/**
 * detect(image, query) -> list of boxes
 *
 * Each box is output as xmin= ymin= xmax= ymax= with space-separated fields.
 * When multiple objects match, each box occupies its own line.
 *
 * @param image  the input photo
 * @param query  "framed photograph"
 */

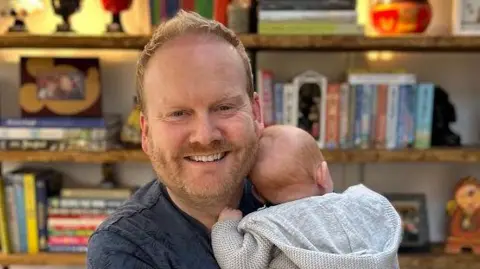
xmin=383 ymin=193 xmax=430 ymax=252
xmin=452 ymin=0 xmax=480 ymax=35
xmin=19 ymin=57 xmax=102 ymax=117
xmin=36 ymin=71 xmax=86 ymax=101
xmin=292 ymin=70 xmax=327 ymax=144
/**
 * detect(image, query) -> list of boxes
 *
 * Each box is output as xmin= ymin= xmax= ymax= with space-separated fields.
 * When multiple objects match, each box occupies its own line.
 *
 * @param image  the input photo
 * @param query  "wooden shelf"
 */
xmin=0 ymin=248 xmax=478 ymax=267
xmin=0 ymin=252 xmax=85 ymax=265
xmin=2 ymin=33 xmax=480 ymax=51
xmin=0 ymin=147 xmax=479 ymax=163
xmin=0 ymin=149 xmax=148 ymax=163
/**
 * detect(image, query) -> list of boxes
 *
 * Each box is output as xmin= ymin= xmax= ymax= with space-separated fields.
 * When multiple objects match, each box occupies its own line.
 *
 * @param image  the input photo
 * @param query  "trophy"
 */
xmin=0 ymin=0 xmax=44 ymax=33
xmin=100 ymin=0 xmax=133 ymax=33
xmin=51 ymin=0 xmax=82 ymax=32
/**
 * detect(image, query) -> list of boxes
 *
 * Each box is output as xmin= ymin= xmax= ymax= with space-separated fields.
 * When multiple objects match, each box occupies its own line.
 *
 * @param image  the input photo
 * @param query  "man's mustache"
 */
xmin=181 ymin=140 xmax=234 ymax=156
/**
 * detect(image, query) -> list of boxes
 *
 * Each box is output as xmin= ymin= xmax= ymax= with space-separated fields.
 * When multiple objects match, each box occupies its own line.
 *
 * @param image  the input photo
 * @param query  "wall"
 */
xmin=0 ymin=0 xmax=479 ymax=268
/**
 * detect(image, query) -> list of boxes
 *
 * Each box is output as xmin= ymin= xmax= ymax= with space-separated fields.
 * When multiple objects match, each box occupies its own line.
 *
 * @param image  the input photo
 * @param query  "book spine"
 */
xmin=338 ymin=83 xmax=350 ymax=148
xmin=195 ymin=0 xmax=213 ymax=19
xmin=406 ymin=84 xmax=417 ymax=147
xmin=360 ymin=85 xmax=373 ymax=149
xmin=35 ymin=178 xmax=48 ymax=251
xmin=325 ymin=83 xmax=340 ymax=149
xmin=0 ymin=118 xmax=113 ymax=128
xmin=374 ymin=84 xmax=388 ymax=148
xmin=414 ymin=83 xmax=434 ymax=149
xmin=13 ymin=175 xmax=27 ymax=252
xmin=386 ymin=84 xmax=399 ymax=149
xmin=4 ymin=183 xmax=19 ymax=252
xmin=353 ymin=84 xmax=363 ymax=148
xmin=273 ymin=83 xmax=284 ymax=124
xmin=23 ymin=173 xmax=39 ymax=254
xmin=0 ymin=127 xmax=108 ymax=140
xmin=0 ymin=178 xmax=10 ymax=254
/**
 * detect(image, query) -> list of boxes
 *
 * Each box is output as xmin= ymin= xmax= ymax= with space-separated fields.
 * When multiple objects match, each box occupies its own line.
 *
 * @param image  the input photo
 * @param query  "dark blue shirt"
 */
xmin=86 ymin=179 xmax=263 ymax=269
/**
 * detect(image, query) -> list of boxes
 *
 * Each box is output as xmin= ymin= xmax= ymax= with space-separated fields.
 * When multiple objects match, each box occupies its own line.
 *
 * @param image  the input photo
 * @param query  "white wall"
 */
xmin=0 ymin=0 xmax=479 ymax=268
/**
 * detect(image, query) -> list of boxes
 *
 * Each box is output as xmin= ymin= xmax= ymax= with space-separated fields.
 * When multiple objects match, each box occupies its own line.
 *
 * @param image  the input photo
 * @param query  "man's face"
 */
xmin=141 ymin=34 xmax=263 ymax=205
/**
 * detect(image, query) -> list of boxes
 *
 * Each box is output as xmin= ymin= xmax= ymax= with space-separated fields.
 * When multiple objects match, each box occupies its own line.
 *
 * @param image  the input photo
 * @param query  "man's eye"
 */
xmin=171 ymin=111 xmax=186 ymax=117
xmin=218 ymin=105 xmax=233 ymax=111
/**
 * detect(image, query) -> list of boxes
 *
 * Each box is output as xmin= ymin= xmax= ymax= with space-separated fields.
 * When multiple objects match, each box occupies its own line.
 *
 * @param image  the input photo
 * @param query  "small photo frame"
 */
xmin=36 ymin=71 xmax=85 ymax=101
xmin=292 ymin=70 xmax=327 ymax=143
xmin=452 ymin=0 xmax=480 ymax=35
xmin=383 ymin=193 xmax=431 ymax=252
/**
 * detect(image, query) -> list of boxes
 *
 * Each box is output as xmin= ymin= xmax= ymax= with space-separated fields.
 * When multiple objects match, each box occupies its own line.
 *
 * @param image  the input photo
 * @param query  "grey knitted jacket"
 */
xmin=211 ymin=184 xmax=402 ymax=269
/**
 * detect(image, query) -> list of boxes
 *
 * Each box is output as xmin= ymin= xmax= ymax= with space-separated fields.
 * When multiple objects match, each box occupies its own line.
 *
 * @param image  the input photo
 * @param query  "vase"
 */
xmin=51 ymin=0 xmax=82 ymax=32
xmin=100 ymin=0 xmax=133 ymax=33
xmin=370 ymin=0 xmax=432 ymax=35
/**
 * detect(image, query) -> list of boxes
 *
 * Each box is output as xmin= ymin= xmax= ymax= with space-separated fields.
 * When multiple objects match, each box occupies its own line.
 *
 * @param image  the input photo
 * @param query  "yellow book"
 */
xmin=0 ymin=178 xmax=10 ymax=254
xmin=23 ymin=173 xmax=39 ymax=254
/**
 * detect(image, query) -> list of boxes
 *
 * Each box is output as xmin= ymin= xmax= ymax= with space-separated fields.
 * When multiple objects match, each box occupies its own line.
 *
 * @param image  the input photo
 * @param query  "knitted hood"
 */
xmin=238 ymin=184 xmax=403 ymax=269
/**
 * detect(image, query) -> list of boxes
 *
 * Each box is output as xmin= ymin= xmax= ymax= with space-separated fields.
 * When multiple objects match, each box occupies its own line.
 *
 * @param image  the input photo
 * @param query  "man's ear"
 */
xmin=315 ymin=161 xmax=333 ymax=194
xmin=140 ymin=112 xmax=149 ymax=154
xmin=252 ymin=92 xmax=264 ymax=135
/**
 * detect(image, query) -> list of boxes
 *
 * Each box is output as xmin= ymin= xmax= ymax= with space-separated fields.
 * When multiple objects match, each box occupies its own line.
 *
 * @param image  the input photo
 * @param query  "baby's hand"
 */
xmin=218 ymin=207 xmax=243 ymax=222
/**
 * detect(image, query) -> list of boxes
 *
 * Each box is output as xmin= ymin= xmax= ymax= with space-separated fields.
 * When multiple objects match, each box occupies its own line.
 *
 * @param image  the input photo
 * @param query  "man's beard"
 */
xmin=147 ymin=135 xmax=258 ymax=208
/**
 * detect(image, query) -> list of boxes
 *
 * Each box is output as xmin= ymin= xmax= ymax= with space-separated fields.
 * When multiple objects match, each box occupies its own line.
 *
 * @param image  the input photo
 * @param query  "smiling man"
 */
xmin=86 ymin=10 xmax=265 ymax=269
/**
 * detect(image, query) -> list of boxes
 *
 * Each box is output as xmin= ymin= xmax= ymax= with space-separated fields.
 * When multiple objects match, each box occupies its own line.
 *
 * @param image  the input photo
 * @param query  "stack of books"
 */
xmin=257 ymin=0 xmax=363 ymax=35
xmin=0 ymin=114 xmax=122 ymax=152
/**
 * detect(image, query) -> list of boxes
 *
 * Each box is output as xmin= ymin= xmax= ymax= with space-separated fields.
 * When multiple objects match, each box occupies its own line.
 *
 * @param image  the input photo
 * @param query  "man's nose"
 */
xmin=189 ymin=113 xmax=222 ymax=145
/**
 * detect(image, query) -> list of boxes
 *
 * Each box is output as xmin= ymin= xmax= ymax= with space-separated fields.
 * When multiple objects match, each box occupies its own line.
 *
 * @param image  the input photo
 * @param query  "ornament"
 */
xmin=100 ymin=0 xmax=133 ymax=33
xmin=51 ymin=0 xmax=82 ymax=33
xmin=370 ymin=0 xmax=432 ymax=35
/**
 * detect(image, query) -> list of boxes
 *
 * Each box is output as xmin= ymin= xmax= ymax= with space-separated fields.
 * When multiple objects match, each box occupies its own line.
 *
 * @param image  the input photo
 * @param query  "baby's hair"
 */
xmin=250 ymin=125 xmax=324 ymax=203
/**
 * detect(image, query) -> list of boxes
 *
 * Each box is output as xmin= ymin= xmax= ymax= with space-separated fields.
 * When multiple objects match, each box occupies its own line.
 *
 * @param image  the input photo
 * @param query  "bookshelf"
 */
xmin=0 ymin=148 xmax=479 ymax=163
xmin=2 ymin=34 xmax=480 ymax=52
xmin=0 ymin=32 xmax=479 ymax=268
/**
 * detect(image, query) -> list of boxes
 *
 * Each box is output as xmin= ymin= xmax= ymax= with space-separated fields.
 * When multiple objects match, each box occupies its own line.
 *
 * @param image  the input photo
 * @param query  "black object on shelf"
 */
xmin=431 ymin=85 xmax=461 ymax=147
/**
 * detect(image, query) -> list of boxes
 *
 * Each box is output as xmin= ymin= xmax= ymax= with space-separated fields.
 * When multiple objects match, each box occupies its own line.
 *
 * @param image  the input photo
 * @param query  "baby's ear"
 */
xmin=315 ymin=161 xmax=333 ymax=194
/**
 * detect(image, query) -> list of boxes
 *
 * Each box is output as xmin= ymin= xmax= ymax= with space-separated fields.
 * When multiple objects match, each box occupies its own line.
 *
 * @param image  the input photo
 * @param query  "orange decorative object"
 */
xmin=445 ymin=176 xmax=480 ymax=254
xmin=370 ymin=0 xmax=432 ymax=35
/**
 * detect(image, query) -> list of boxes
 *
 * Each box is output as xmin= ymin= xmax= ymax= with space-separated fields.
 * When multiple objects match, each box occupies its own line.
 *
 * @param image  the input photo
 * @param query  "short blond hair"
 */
xmin=135 ymin=10 xmax=254 ymax=113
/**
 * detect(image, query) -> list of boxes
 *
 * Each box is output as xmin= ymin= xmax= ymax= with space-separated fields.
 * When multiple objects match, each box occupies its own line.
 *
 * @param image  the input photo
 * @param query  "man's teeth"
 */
xmin=188 ymin=153 xmax=225 ymax=162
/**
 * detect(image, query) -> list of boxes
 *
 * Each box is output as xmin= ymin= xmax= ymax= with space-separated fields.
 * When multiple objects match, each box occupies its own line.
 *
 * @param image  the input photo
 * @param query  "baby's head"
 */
xmin=249 ymin=125 xmax=334 ymax=205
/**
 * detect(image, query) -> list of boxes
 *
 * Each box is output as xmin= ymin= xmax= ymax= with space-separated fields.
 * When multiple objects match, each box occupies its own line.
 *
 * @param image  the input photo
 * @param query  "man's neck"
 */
xmin=166 ymin=185 xmax=244 ymax=230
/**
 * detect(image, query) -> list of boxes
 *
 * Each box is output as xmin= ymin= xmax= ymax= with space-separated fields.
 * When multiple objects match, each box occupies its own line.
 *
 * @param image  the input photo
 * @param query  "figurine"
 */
xmin=51 ymin=0 xmax=82 ymax=32
xmin=100 ymin=0 xmax=133 ymax=33
xmin=0 ymin=0 xmax=44 ymax=32
xmin=431 ymin=85 xmax=461 ymax=147
xmin=120 ymin=96 xmax=141 ymax=148
xmin=445 ymin=176 xmax=480 ymax=254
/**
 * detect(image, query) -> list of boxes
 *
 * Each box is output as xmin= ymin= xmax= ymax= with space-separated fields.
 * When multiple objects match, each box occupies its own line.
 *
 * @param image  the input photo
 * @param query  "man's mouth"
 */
xmin=185 ymin=152 xmax=228 ymax=162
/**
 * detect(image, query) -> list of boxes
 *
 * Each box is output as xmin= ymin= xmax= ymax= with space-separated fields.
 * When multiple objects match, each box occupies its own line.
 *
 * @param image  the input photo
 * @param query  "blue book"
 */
xmin=0 ymin=114 xmax=120 ymax=128
xmin=414 ymin=83 xmax=435 ymax=149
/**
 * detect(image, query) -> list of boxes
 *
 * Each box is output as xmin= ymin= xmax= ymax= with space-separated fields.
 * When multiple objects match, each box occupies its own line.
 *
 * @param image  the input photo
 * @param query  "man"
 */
xmin=86 ymin=10 xmax=266 ymax=269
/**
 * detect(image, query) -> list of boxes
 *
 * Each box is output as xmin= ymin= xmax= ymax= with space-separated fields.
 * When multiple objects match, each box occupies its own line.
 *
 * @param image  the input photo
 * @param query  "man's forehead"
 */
xmin=150 ymin=33 xmax=237 ymax=61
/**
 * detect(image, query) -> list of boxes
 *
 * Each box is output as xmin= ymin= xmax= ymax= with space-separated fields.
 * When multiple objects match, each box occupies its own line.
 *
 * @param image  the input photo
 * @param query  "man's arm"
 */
xmin=87 ymin=229 xmax=156 ymax=269
xmin=211 ymin=209 xmax=272 ymax=269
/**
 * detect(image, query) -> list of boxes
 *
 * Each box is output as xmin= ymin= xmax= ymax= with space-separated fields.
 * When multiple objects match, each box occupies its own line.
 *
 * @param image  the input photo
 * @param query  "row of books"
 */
xmin=0 ymin=114 xmax=123 ymax=151
xmin=149 ymin=0 xmax=230 ymax=26
xmin=258 ymin=70 xmax=435 ymax=149
xmin=148 ymin=0 xmax=363 ymax=35
xmin=0 ymin=168 xmax=132 ymax=254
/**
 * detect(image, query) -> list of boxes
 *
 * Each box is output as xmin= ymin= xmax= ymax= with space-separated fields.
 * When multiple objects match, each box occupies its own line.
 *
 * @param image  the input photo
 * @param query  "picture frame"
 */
xmin=19 ymin=57 xmax=102 ymax=117
xmin=291 ymin=70 xmax=327 ymax=145
xmin=452 ymin=0 xmax=480 ymax=35
xmin=383 ymin=193 xmax=431 ymax=252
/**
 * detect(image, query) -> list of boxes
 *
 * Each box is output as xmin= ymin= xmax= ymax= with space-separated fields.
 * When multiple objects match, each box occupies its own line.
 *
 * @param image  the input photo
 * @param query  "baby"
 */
xmin=211 ymin=125 xmax=402 ymax=269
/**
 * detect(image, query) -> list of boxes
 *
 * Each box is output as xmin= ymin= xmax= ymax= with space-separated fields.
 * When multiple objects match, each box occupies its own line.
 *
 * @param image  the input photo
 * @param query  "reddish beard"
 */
xmin=147 ymin=136 xmax=258 ymax=207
